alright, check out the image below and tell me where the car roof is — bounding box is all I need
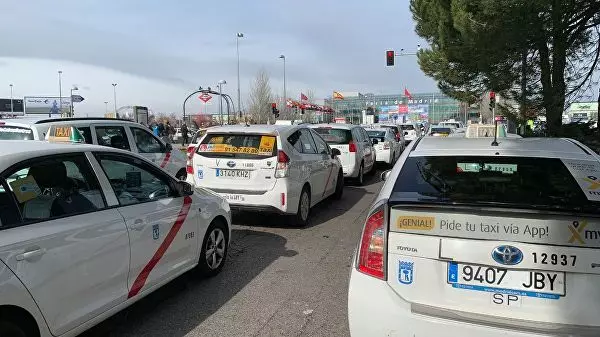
[0,140,134,173]
[310,123,360,130]
[411,137,597,160]
[33,117,139,125]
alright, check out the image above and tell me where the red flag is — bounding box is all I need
[404,88,412,99]
[300,93,308,101]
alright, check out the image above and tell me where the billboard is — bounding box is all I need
[0,98,24,115]
[408,104,430,119]
[24,96,71,115]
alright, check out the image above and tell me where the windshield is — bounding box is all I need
[366,130,386,138]
[313,128,352,144]
[430,127,452,134]
[392,156,598,213]
[197,133,277,158]
[0,126,34,140]
[400,125,415,131]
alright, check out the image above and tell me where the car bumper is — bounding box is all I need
[375,149,391,164]
[212,180,299,215]
[348,269,556,337]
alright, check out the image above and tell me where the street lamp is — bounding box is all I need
[104,101,109,115]
[236,32,244,119]
[58,71,63,117]
[112,83,118,118]
[279,55,286,114]
[217,80,227,125]
[70,85,78,117]
[9,84,13,115]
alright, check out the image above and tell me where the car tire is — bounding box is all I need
[356,163,365,186]
[0,321,27,337]
[332,171,344,200]
[293,186,311,227]
[196,219,229,277]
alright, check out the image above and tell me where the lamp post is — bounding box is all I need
[236,32,244,119]
[58,71,63,116]
[9,84,13,115]
[279,54,286,114]
[217,80,227,125]
[70,85,78,117]
[112,83,118,118]
[104,101,108,115]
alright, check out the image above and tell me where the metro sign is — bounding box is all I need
[199,93,212,103]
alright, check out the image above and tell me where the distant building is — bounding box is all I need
[566,102,598,122]
[323,91,472,124]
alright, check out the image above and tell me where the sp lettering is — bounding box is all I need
[491,293,521,307]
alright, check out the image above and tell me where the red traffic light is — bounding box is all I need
[489,91,496,100]
[386,50,395,66]
[271,103,277,108]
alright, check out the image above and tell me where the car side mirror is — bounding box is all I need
[381,170,391,181]
[177,180,194,196]
[165,143,173,152]
[371,139,378,145]
[331,148,341,158]
[404,131,409,136]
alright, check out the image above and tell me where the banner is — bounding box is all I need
[399,104,408,114]
[408,104,430,119]
[24,96,71,115]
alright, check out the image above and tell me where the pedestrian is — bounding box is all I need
[181,123,189,146]
[152,123,159,136]
[158,122,165,137]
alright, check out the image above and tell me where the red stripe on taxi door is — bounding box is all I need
[322,166,335,197]
[160,152,172,168]
[127,195,193,298]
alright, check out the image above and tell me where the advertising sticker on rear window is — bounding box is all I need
[561,159,600,201]
[258,136,276,155]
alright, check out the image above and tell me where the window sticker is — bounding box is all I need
[10,176,42,203]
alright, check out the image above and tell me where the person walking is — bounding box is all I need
[181,123,189,146]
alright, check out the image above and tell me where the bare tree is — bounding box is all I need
[247,69,273,124]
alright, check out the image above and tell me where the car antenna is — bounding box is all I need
[491,117,499,146]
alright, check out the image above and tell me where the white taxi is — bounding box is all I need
[400,122,422,143]
[0,117,188,180]
[366,128,403,166]
[349,136,600,337]
[0,140,231,337]
[187,124,343,226]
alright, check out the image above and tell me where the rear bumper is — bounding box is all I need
[230,204,285,214]
[375,149,391,164]
[348,269,557,337]
[210,180,299,215]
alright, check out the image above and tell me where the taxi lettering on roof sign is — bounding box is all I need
[46,125,85,143]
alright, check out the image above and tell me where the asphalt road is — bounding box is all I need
[82,169,385,337]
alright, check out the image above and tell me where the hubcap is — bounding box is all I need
[205,228,225,269]
[300,192,310,221]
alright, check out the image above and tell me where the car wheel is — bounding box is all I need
[0,321,27,337]
[293,186,311,227]
[196,219,228,277]
[332,171,344,200]
[356,163,365,186]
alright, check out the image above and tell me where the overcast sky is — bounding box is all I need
[0,0,436,116]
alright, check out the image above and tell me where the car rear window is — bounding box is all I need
[391,156,599,213]
[0,126,34,140]
[367,130,387,141]
[430,127,452,135]
[400,124,415,130]
[197,133,277,158]
[313,128,352,144]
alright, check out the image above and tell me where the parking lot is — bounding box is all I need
[82,170,384,337]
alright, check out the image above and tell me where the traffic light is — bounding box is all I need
[386,50,395,66]
[271,103,279,118]
[489,91,496,111]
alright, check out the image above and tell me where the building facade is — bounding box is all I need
[323,92,471,124]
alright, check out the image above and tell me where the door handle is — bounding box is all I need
[16,248,45,261]
[130,219,145,231]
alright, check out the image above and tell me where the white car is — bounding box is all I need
[310,124,376,185]
[0,140,231,337]
[428,125,457,137]
[0,117,188,180]
[349,136,600,337]
[187,124,344,226]
[399,123,421,144]
[366,128,402,166]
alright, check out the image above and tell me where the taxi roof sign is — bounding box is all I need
[46,125,85,143]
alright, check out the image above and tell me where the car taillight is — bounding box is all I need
[186,146,195,174]
[358,209,386,280]
[275,150,289,178]
[187,146,195,160]
[349,141,357,153]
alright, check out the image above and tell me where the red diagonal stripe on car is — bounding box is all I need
[160,152,172,168]
[127,195,193,298]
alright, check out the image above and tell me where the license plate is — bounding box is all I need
[215,169,250,179]
[221,194,246,202]
[447,262,565,299]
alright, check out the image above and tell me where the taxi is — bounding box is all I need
[0,138,231,337]
[187,124,343,226]
[349,136,600,337]
[0,117,188,180]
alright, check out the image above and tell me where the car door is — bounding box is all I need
[309,129,338,199]
[94,152,198,298]
[0,153,130,336]
[297,128,326,202]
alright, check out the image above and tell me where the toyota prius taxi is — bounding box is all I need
[349,136,600,337]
